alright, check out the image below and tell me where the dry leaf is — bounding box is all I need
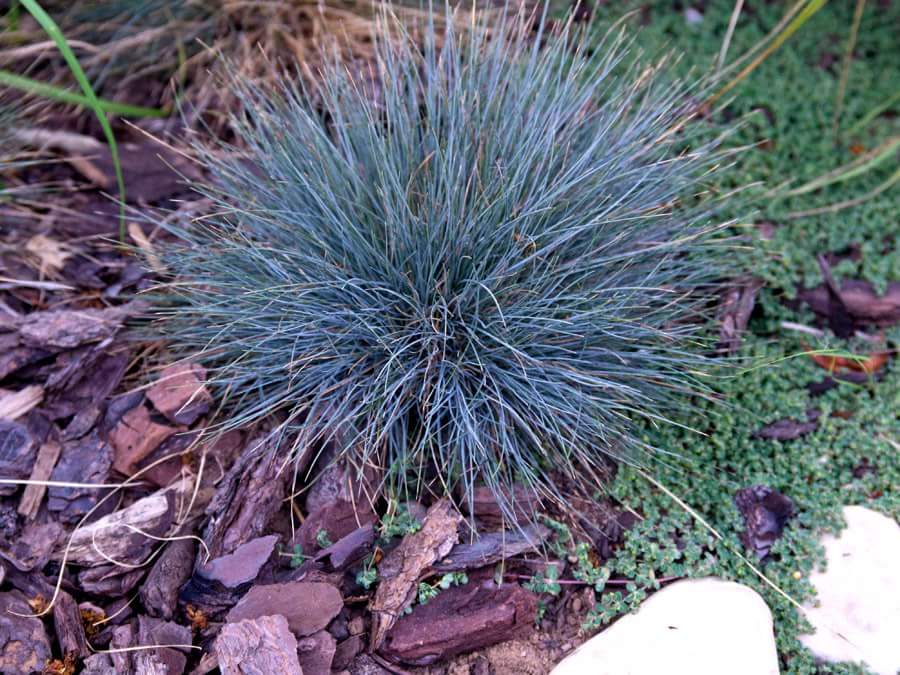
[129,223,164,274]
[807,350,891,375]
[25,235,72,273]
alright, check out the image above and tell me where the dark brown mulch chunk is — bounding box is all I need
[53,589,90,660]
[333,635,365,671]
[466,485,540,528]
[734,485,796,560]
[109,404,181,477]
[44,345,129,420]
[754,408,820,441]
[717,277,764,353]
[90,141,198,205]
[79,565,147,597]
[0,420,37,496]
[141,539,197,620]
[16,304,135,350]
[799,279,900,329]
[296,497,377,555]
[379,581,538,666]
[47,430,113,523]
[432,524,548,573]
[202,433,298,559]
[297,629,337,674]
[197,534,278,589]
[137,615,193,675]
[146,362,211,426]
[0,520,63,572]
[293,524,375,577]
[0,590,52,675]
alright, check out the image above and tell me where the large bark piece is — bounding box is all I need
[0,591,53,675]
[54,482,184,566]
[369,499,461,650]
[141,539,196,620]
[379,582,538,666]
[216,615,303,675]
[202,434,296,559]
[226,581,343,637]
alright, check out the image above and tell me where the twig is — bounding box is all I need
[781,321,825,338]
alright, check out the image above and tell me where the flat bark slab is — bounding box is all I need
[54,481,184,566]
[226,581,343,637]
[146,362,211,426]
[202,434,293,559]
[369,499,461,650]
[216,615,302,675]
[141,538,196,620]
[379,582,537,666]
[432,525,549,573]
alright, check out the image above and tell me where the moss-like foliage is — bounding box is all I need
[574,3,899,673]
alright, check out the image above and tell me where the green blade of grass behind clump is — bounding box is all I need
[0,70,167,117]
[16,0,160,240]
[781,136,900,197]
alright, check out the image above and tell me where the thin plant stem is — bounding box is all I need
[716,0,745,77]
[832,0,866,138]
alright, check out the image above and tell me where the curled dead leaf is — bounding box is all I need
[805,346,892,375]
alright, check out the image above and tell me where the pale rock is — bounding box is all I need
[800,505,900,675]
[551,578,778,675]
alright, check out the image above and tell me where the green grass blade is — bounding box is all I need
[845,88,900,136]
[0,70,166,118]
[782,136,900,197]
[20,0,129,239]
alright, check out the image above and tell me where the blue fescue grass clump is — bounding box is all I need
[155,6,736,518]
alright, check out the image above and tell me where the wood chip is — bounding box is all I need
[17,305,134,349]
[0,419,37,495]
[370,499,461,650]
[226,581,343,637]
[718,277,764,353]
[0,591,53,674]
[379,582,537,666]
[197,535,278,589]
[55,481,186,566]
[140,538,196,620]
[216,615,303,675]
[17,439,62,519]
[53,589,90,660]
[0,385,44,421]
[297,630,336,674]
[432,524,549,573]
[109,404,182,477]
[146,362,211,425]
[202,434,296,559]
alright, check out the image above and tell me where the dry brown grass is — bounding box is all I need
[2,1,517,132]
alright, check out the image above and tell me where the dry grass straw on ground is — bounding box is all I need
[2,1,514,132]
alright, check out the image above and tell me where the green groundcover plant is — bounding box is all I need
[153,5,738,519]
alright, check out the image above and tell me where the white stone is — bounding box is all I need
[800,505,900,675]
[551,578,778,675]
